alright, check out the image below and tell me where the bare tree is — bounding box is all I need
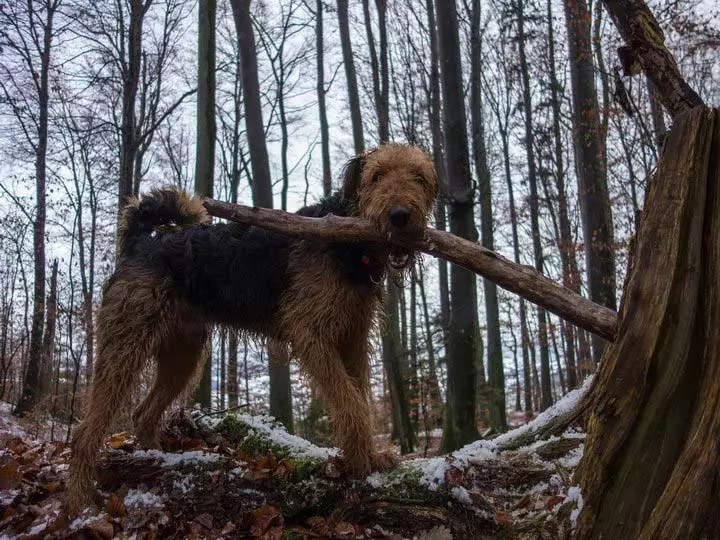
[435,0,481,452]
[0,0,62,415]
[230,0,293,432]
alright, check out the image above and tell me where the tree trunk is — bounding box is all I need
[38,259,58,399]
[564,0,617,363]
[515,0,552,411]
[230,0,293,431]
[193,0,217,409]
[336,0,364,154]
[576,106,720,539]
[14,2,55,416]
[382,282,417,453]
[436,0,480,452]
[117,0,146,245]
[470,0,505,431]
[417,264,443,427]
[425,0,450,351]
[315,0,331,197]
[546,0,579,390]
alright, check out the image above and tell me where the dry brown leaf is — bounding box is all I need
[444,466,463,487]
[194,512,214,530]
[307,516,330,537]
[108,432,131,449]
[250,505,282,537]
[493,510,513,525]
[105,494,126,517]
[0,459,22,489]
[82,517,115,539]
[333,521,356,536]
[546,495,566,512]
[220,521,236,535]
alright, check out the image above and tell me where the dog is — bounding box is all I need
[67,143,438,512]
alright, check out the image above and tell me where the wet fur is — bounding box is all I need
[67,143,438,513]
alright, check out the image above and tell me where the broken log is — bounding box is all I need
[202,198,618,341]
[601,0,704,118]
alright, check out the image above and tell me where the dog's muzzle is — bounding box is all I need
[389,206,410,228]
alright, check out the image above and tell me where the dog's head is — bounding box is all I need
[341,143,438,233]
[340,144,438,269]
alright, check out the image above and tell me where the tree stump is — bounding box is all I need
[576,106,720,538]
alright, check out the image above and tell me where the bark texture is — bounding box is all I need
[576,106,720,539]
[601,0,704,118]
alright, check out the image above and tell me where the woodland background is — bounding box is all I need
[0,0,718,455]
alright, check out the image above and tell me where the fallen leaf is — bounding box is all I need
[194,513,213,530]
[250,505,282,537]
[221,521,236,535]
[512,495,532,510]
[0,459,22,489]
[108,432,131,450]
[444,466,463,487]
[106,494,126,517]
[82,517,115,539]
[493,510,513,525]
[307,516,330,537]
[333,521,356,536]
[546,495,566,512]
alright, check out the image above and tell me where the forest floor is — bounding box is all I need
[0,381,590,539]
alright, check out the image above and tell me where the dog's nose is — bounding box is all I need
[389,206,410,228]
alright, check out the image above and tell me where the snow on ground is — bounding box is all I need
[401,375,594,492]
[124,489,165,509]
[200,412,339,459]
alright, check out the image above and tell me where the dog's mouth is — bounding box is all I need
[388,247,412,269]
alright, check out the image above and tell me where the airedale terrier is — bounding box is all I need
[67,143,438,512]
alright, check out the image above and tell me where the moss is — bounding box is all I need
[371,466,424,498]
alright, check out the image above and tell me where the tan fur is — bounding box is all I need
[67,144,438,513]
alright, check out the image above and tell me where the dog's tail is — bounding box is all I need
[118,188,209,256]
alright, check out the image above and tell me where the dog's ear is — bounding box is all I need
[340,153,366,202]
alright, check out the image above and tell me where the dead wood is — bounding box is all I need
[202,197,618,341]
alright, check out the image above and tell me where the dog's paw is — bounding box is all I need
[369,450,400,472]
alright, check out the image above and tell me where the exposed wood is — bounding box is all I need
[202,198,618,341]
[576,107,720,538]
[601,0,704,118]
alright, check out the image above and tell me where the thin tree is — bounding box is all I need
[436,0,481,452]
[0,0,62,415]
[193,0,217,408]
[563,0,617,363]
[230,0,293,432]
[514,0,553,410]
[470,0,506,430]
[337,0,365,154]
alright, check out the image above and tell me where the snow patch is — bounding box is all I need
[566,485,584,528]
[412,376,593,491]
[558,444,584,469]
[450,486,472,505]
[204,413,338,460]
[124,489,164,508]
[131,449,222,467]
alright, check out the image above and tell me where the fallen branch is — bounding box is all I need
[203,198,618,341]
[601,0,704,118]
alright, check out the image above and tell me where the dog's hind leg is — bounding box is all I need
[67,279,173,514]
[133,322,208,448]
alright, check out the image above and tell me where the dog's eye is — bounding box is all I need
[371,172,382,183]
[414,175,425,184]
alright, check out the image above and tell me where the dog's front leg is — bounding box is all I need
[295,339,397,475]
